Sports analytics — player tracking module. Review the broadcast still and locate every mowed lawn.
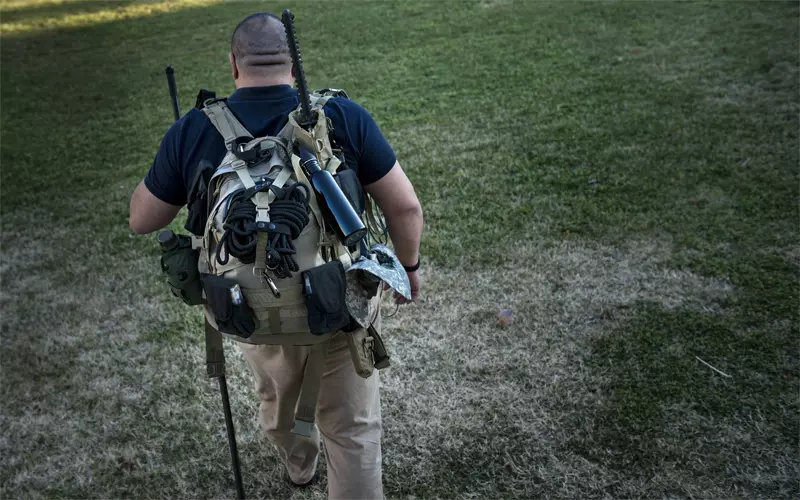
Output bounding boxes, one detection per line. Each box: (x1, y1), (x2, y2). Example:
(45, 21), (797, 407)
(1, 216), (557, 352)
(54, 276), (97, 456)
(1, 0), (798, 498)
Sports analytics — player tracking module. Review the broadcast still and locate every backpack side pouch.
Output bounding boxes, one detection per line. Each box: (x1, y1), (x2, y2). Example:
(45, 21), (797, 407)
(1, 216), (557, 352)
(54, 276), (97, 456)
(333, 168), (365, 215)
(301, 260), (349, 335)
(185, 160), (214, 236)
(201, 274), (258, 339)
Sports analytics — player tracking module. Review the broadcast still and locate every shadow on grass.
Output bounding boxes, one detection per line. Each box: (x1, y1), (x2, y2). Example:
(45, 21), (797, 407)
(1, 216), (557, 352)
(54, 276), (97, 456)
(572, 301), (799, 497)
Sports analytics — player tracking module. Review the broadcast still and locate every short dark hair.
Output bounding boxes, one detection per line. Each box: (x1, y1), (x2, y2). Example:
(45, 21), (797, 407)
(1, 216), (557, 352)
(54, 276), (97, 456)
(230, 12), (291, 75)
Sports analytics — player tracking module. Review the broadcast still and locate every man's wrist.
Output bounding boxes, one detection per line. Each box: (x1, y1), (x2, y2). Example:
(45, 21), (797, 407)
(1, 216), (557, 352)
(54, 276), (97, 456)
(402, 256), (420, 273)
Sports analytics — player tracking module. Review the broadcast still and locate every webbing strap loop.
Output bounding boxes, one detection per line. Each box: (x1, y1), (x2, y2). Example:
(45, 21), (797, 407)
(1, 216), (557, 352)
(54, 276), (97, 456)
(324, 154), (341, 174)
(291, 341), (330, 437)
(205, 320), (225, 378)
(231, 159), (255, 189)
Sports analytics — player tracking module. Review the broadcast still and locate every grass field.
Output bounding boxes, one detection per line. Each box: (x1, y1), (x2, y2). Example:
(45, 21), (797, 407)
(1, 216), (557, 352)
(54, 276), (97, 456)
(1, 0), (798, 498)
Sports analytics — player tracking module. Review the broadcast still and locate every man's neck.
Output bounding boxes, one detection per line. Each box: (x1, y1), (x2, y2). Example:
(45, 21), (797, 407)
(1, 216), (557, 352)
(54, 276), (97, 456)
(235, 76), (294, 89)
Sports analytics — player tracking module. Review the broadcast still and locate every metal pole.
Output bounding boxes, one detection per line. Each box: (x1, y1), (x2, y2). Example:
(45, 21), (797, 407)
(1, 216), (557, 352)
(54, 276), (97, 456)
(165, 65), (180, 121)
(202, 237), (245, 498)
(163, 65), (243, 498)
(218, 376), (245, 499)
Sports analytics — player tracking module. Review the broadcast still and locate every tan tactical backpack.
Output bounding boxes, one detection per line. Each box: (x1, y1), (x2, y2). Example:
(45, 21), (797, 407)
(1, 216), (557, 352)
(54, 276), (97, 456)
(198, 91), (380, 345)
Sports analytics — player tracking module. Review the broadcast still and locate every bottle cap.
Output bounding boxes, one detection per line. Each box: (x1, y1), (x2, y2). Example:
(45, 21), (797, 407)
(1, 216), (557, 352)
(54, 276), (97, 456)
(157, 229), (178, 250)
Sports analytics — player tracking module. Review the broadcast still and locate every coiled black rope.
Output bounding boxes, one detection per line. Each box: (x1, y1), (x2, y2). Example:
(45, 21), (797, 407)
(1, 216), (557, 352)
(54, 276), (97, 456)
(215, 183), (311, 277)
(264, 183), (311, 278)
(216, 190), (258, 265)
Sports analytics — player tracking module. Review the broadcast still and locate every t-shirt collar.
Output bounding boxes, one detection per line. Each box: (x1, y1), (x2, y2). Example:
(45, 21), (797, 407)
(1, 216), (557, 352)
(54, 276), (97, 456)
(228, 85), (296, 101)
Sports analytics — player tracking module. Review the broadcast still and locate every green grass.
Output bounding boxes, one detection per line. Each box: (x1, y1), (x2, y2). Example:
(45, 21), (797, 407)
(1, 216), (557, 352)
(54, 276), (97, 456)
(1, 0), (798, 498)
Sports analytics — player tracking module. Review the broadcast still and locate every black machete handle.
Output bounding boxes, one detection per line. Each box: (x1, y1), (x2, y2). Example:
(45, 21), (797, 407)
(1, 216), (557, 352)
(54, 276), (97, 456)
(281, 9), (315, 129)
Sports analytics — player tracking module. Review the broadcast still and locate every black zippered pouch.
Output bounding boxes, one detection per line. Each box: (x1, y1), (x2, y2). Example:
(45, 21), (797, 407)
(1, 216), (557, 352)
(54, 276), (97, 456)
(302, 261), (349, 335)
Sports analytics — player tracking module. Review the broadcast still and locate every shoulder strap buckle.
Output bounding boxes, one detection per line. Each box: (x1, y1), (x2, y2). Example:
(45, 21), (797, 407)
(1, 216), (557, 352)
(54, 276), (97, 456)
(194, 89), (218, 109)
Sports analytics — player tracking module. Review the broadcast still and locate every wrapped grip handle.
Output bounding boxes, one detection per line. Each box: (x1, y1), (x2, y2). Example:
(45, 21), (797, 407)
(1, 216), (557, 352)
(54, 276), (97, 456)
(282, 9), (315, 129)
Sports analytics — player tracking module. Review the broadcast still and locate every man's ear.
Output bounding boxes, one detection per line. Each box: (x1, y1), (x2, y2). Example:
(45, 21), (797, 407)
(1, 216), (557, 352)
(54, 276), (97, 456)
(229, 52), (239, 80)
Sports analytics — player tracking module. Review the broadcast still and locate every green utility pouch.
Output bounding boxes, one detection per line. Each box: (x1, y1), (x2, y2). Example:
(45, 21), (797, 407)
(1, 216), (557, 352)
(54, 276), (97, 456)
(158, 230), (204, 306)
(201, 274), (259, 339)
(346, 327), (375, 378)
(301, 260), (349, 335)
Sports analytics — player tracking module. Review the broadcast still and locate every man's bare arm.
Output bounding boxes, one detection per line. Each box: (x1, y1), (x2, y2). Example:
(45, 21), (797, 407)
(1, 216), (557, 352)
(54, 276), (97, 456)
(129, 181), (182, 234)
(364, 161), (423, 302)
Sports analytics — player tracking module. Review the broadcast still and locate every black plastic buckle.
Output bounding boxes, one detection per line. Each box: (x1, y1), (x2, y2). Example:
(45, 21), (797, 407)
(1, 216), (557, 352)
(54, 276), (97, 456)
(232, 137), (258, 162)
(195, 89), (217, 109)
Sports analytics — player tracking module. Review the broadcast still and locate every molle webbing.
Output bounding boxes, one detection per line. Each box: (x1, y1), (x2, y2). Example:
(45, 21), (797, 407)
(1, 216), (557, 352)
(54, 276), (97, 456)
(243, 285), (307, 334)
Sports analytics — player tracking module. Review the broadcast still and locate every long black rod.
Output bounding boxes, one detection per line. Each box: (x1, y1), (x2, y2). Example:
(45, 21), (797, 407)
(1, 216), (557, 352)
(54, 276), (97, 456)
(219, 376), (245, 499)
(281, 10), (314, 128)
(165, 65), (180, 121)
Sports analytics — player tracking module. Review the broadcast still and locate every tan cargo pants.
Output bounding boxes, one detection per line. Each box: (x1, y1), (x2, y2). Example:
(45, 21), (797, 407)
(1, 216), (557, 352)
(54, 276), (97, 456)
(238, 331), (383, 500)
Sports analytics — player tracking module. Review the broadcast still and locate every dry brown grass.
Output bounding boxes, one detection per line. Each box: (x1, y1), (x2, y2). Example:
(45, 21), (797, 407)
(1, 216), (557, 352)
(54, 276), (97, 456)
(1, 212), (734, 499)
(378, 239), (735, 498)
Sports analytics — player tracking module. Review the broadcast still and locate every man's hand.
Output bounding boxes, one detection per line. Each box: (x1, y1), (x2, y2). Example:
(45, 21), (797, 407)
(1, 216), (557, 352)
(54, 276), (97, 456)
(384, 270), (421, 304)
(399, 270), (421, 304)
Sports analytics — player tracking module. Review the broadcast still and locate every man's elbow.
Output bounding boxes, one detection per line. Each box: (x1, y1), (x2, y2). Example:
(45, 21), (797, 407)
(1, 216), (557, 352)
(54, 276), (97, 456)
(128, 181), (181, 235)
(387, 199), (423, 221)
(129, 215), (153, 235)
(406, 200), (423, 219)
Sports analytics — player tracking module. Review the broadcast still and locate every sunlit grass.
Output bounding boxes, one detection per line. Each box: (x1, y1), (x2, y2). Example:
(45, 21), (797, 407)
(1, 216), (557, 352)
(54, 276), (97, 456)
(0, 0), (221, 35)
(0, 0), (74, 9)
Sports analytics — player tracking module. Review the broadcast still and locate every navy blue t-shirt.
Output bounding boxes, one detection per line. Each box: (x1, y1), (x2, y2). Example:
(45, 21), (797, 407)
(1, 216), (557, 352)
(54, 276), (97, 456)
(145, 85), (396, 206)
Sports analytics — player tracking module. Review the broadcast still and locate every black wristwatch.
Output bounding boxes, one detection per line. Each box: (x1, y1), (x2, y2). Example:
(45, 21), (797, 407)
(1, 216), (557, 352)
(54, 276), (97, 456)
(403, 257), (420, 273)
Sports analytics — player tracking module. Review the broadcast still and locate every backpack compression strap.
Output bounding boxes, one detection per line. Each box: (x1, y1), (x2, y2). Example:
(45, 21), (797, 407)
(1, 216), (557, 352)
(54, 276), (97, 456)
(291, 341), (330, 437)
(202, 99), (303, 278)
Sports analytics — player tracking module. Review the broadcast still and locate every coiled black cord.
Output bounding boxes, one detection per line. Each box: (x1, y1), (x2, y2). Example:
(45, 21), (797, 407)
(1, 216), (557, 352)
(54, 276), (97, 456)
(215, 183), (311, 279)
(216, 190), (258, 265)
(264, 183), (311, 278)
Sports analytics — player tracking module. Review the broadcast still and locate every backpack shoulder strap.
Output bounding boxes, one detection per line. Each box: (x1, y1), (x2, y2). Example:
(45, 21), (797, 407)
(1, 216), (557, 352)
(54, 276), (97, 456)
(202, 99), (252, 150)
(277, 88), (348, 145)
(311, 88), (350, 108)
